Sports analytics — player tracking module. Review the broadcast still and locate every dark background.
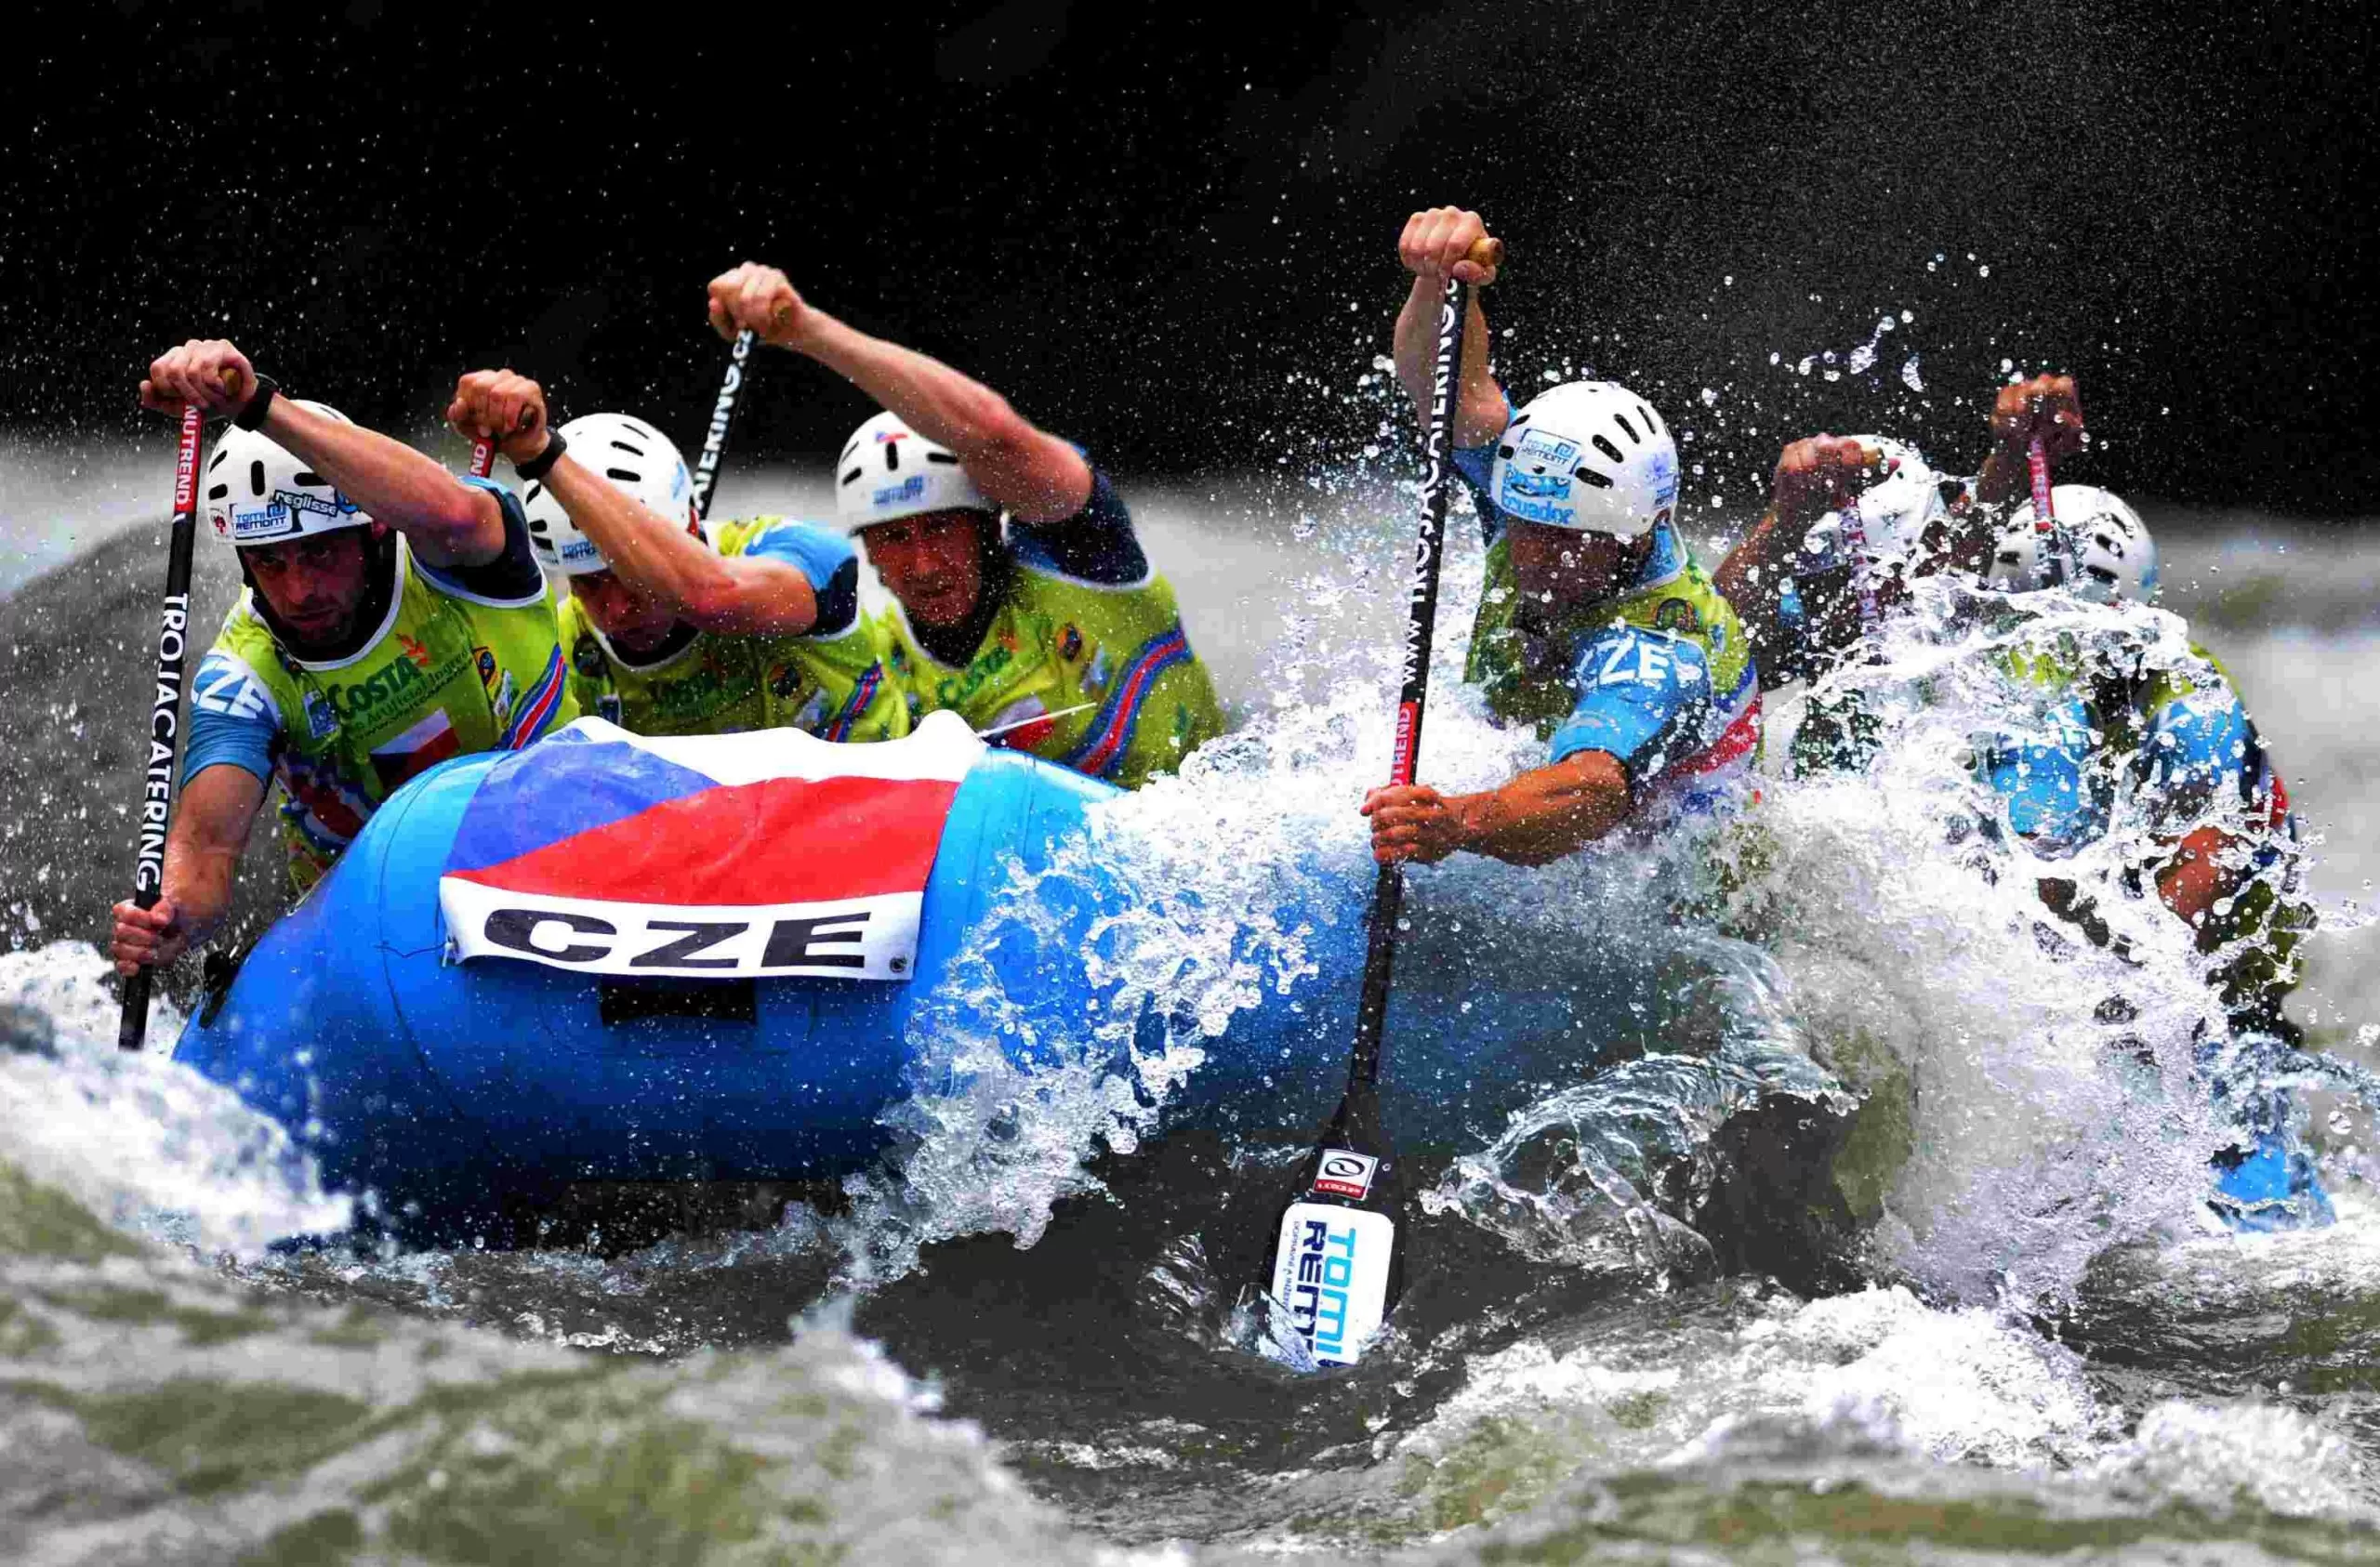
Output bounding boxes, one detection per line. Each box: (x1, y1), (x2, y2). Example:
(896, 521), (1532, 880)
(9, 0), (2374, 517)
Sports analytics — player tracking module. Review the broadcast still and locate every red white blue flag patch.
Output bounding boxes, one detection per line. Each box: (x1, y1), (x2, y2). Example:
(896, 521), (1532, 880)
(438, 710), (983, 981)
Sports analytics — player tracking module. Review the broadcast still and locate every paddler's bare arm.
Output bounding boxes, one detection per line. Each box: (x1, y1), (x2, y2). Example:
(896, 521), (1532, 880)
(140, 339), (509, 573)
(445, 371), (820, 637)
(707, 262), (1092, 525)
(1961, 374), (2084, 571)
(1392, 206), (1508, 448)
(108, 765), (263, 977)
(1715, 435), (1884, 686)
(1362, 752), (1633, 868)
(2152, 823), (2249, 936)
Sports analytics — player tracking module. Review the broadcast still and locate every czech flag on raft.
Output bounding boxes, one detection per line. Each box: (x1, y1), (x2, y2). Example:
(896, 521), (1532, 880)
(438, 710), (984, 981)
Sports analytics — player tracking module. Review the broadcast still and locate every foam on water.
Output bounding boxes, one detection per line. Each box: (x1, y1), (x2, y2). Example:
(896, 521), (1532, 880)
(0, 944), (350, 1258)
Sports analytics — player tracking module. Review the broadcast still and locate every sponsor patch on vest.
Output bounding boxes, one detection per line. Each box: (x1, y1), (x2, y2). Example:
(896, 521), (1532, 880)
(1058, 623), (1083, 661)
(573, 632), (609, 680)
(303, 688), (340, 740)
(1654, 597), (1701, 633)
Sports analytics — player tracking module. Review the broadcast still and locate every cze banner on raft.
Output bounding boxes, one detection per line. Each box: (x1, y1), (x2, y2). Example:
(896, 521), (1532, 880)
(438, 710), (984, 981)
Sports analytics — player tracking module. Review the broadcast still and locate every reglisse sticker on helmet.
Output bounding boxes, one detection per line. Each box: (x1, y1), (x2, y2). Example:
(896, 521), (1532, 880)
(1271, 1203), (1395, 1367)
(1310, 1148), (1379, 1200)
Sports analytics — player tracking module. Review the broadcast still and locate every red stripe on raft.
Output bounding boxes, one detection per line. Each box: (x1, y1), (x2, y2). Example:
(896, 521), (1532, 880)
(1673, 695), (1762, 779)
(446, 774), (960, 904)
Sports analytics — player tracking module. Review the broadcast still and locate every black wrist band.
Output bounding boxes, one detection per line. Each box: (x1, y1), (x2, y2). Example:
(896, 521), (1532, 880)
(231, 374), (280, 430)
(512, 428), (568, 481)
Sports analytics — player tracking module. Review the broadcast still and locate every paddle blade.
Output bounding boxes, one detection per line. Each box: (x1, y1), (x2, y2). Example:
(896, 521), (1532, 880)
(1267, 1193), (1396, 1367)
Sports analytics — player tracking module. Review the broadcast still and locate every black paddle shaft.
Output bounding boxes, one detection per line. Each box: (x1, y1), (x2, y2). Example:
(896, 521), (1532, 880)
(1347, 270), (1473, 1093)
(118, 404), (205, 1050)
(690, 328), (757, 523)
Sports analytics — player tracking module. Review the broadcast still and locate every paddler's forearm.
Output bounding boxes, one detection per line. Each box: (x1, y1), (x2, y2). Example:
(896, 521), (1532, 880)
(1446, 751), (1633, 866)
(777, 309), (1089, 520)
(542, 457), (818, 635)
(258, 397), (502, 563)
(157, 770), (259, 954)
(1392, 276), (1506, 448)
(2154, 824), (2246, 936)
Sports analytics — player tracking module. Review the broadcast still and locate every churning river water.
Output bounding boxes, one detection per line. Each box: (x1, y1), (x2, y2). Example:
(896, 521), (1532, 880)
(5, 430), (2380, 1564)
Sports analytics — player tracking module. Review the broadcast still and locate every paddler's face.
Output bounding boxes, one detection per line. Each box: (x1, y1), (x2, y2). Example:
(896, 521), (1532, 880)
(569, 569), (680, 654)
(242, 526), (380, 644)
(863, 511), (989, 628)
(1506, 520), (1644, 609)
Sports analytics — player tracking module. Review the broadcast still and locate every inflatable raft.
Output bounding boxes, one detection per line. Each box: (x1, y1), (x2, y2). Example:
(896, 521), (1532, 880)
(174, 714), (2325, 1243)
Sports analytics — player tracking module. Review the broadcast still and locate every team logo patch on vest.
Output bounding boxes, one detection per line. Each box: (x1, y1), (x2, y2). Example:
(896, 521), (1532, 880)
(302, 688), (340, 741)
(1654, 598), (1701, 634)
(573, 633), (609, 680)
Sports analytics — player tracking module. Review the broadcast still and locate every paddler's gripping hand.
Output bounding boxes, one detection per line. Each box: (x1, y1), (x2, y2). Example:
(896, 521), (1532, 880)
(707, 262), (810, 350)
(140, 340), (254, 417)
(110, 897), (188, 978)
(1770, 435), (1888, 524)
(446, 370), (549, 466)
(1363, 784), (1468, 865)
(1990, 374), (2085, 463)
(1398, 207), (1501, 287)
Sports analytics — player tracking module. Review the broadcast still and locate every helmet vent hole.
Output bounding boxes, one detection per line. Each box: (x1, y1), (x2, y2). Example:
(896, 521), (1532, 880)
(1497, 444), (1515, 459)
(206, 450), (227, 472)
(1572, 467), (1613, 488)
(1638, 403), (1660, 433)
(924, 452), (961, 465)
(1592, 435), (1625, 465)
(612, 441), (646, 458)
(1613, 414), (1640, 443)
(294, 470), (324, 487)
(840, 466), (864, 486)
(207, 482), (229, 500)
(249, 459), (266, 494)
(604, 467), (640, 484)
(525, 484), (544, 504)
(884, 446), (900, 472)
(1510, 412), (1532, 428)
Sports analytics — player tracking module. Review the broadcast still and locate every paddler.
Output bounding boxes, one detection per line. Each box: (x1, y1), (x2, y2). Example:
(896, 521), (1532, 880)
(1976, 492), (2313, 1045)
(443, 371), (907, 742)
(701, 262), (1225, 788)
(1713, 375), (2084, 771)
(1363, 207), (1759, 868)
(110, 340), (575, 979)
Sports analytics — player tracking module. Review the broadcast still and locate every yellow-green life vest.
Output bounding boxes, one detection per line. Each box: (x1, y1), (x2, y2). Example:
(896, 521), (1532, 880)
(208, 538), (576, 892)
(878, 557), (1223, 789)
(557, 517), (909, 744)
(1463, 522), (1759, 793)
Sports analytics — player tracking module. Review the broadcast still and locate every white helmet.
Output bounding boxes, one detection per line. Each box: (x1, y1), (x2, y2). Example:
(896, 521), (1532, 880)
(1487, 381), (1679, 537)
(1987, 484), (2157, 603)
(1793, 437), (1952, 575)
(522, 413), (696, 576)
(834, 410), (993, 536)
(204, 401), (372, 546)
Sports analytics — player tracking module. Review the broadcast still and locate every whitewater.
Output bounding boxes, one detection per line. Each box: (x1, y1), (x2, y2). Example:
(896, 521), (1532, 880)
(5, 424), (2380, 1562)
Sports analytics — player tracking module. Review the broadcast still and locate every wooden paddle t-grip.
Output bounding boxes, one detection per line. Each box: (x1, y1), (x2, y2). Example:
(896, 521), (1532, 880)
(1466, 236), (1505, 273)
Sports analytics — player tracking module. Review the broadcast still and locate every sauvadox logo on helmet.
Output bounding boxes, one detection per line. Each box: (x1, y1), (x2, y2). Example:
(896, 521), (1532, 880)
(873, 474), (926, 508)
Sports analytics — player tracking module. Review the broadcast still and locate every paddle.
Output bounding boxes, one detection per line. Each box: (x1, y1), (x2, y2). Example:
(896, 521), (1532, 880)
(691, 327), (759, 524)
(1837, 490), (1881, 639)
(2025, 431), (2071, 589)
(1261, 232), (1501, 1367)
(116, 393), (212, 1051)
